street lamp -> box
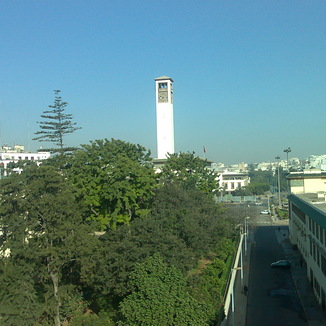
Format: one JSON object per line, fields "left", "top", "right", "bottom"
{"left": 275, "top": 156, "right": 281, "bottom": 207}
{"left": 283, "top": 147, "right": 291, "bottom": 171}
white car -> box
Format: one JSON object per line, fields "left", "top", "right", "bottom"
{"left": 260, "top": 210, "right": 270, "bottom": 215}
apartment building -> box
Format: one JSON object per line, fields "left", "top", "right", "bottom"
{"left": 287, "top": 171, "right": 326, "bottom": 310}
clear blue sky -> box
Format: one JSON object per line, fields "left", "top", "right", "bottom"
{"left": 1, "top": 0, "right": 326, "bottom": 164}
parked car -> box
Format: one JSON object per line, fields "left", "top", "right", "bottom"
{"left": 260, "top": 210, "right": 270, "bottom": 215}
{"left": 271, "top": 260, "right": 291, "bottom": 269}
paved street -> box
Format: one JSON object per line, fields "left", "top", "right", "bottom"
{"left": 247, "top": 225, "right": 307, "bottom": 326}
{"left": 224, "top": 206, "right": 326, "bottom": 326}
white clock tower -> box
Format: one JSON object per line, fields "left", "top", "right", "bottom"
{"left": 155, "top": 75, "right": 174, "bottom": 159}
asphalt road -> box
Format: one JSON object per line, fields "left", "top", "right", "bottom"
{"left": 246, "top": 224, "right": 307, "bottom": 326}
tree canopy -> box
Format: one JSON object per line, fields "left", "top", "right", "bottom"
{"left": 119, "top": 253, "right": 210, "bottom": 326}
{"left": 159, "top": 152, "right": 218, "bottom": 196}
{"left": 0, "top": 164, "right": 99, "bottom": 326}
{"left": 64, "top": 138, "right": 157, "bottom": 229}
{"left": 0, "top": 137, "right": 239, "bottom": 325}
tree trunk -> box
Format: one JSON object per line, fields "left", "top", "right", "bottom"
{"left": 50, "top": 271, "right": 61, "bottom": 326}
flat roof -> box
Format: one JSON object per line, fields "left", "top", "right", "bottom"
{"left": 154, "top": 75, "right": 174, "bottom": 82}
{"left": 287, "top": 171, "right": 326, "bottom": 179}
{"left": 288, "top": 193, "right": 326, "bottom": 228}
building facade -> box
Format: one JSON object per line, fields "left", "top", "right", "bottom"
{"left": 218, "top": 171, "right": 250, "bottom": 193}
{"left": 0, "top": 145, "right": 50, "bottom": 176}
{"left": 287, "top": 171, "right": 326, "bottom": 310}
{"left": 155, "top": 76, "right": 174, "bottom": 159}
{"left": 287, "top": 170, "right": 326, "bottom": 194}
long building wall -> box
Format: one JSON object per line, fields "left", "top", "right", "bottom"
{"left": 288, "top": 194, "right": 326, "bottom": 309}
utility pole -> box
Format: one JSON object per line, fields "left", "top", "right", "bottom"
{"left": 275, "top": 156, "right": 281, "bottom": 207}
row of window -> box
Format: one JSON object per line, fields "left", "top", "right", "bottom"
{"left": 310, "top": 268, "right": 326, "bottom": 310}
{"left": 1, "top": 156, "right": 36, "bottom": 160}
{"left": 292, "top": 203, "right": 326, "bottom": 247}
{"left": 310, "top": 239, "right": 321, "bottom": 267}
{"left": 158, "top": 83, "right": 168, "bottom": 89}
{"left": 221, "top": 182, "right": 242, "bottom": 190}
{"left": 309, "top": 217, "right": 326, "bottom": 246}
{"left": 223, "top": 176, "right": 245, "bottom": 180}
{"left": 310, "top": 239, "right": 326, "bottom": 278}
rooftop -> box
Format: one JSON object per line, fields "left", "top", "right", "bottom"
{"left": 287, "top": 170, "right": 326, "bottom": 179}
{"left": 289, "top": 192, "right": 326, "bottom": 228}
{"left": 154, "top": 75, "right": 174, "bottom": 82}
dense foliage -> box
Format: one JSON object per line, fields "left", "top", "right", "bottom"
{"left": 0, "top": 165, "right": 100, "bottom": 326}
{"left": 63, "top": 138, "right": 157, "bottom": 230}
{"left": 119, "top": 253, "right": 209, "bottom": 326}
{"left": 0, "top": 139, "right": 238, "bottom": 325}
{"left": 159, "top": 152, "right": 218, "bottom": 196}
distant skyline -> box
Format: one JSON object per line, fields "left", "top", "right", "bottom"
{"left": 1, "top": 1, "right": 326, "bottom": 165}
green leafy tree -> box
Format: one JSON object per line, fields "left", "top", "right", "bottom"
{"left": 188, "top": 238, "right": 236, "bottom": 323}
{"left": 119, "top": 253, "right": 210, "bottom": 326}
{"left": 233, "top": 183, "right": 270, "bottom": 196}
{"left": 88, "top": 183, "right": 231, "bottom": 307}
{"left": 0, "top": 165, "right": 99, "bottom": 326}
{"left": 65, "top": 139, "right": 157, "bottom": 229}
{"left": 33, "top": 90, "right": 81, "bottom": 154}
{"left": 160, "top": 152, "right": 218, "bottom": 196}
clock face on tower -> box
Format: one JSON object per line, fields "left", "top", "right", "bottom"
{"left": 158, "top": 91, "right": 168, "bottom": 103}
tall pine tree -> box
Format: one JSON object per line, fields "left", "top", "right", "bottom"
{"left": 33, "top": 90, "right": 81, "bottom": 154}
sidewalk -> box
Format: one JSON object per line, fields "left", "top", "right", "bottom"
{"left": 225, "top": 233, "right": 252, "bottom": 326}
{"left": 278, "top": 228, "right": 326, "bottom": 326}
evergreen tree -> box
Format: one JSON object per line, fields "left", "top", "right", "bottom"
{"left": 33, "top": 90, "right": 81, "bottom": 154}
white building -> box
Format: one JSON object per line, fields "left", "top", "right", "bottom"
{"left": 287, "top": 171, "right": 326, "bottom": 310}
{"left": 218, "top": 171, "right": 250, "bottom": 193}
{"left": 306, "top": 155, "right": 326, "bottom": 171}
{"left": 155, "top": 76, "right": 174, "bottom": 159}
{"left": 0, "top": 145, "right": 50, "bottom": 176}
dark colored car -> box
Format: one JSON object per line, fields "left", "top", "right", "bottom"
{"left": 271, "top": 260, "right": 291, "bottom": 269}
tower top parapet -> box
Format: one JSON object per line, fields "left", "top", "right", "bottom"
{"left": 155, "top": 75, "right": 174, "bottom": 82}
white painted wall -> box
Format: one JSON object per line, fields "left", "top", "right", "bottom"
{"left": 155, "top": 77, "right": 174, "bottom": 159}
{"left": 0, "top": 152, "right": 50, "bottom": 175}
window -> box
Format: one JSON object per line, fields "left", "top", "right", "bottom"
{"left": 321, "top": 255, "right": 326, "bottom": 276}
{"left": 158, "top": 83, "right": 168, "bottom": 89}
{"left": 292, "top": 204, "right": 306, "bottom": 223}
{"left": 310, "top": 238, "right": 312, "bottom": 256}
